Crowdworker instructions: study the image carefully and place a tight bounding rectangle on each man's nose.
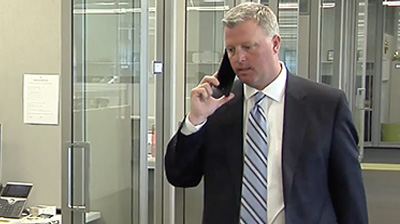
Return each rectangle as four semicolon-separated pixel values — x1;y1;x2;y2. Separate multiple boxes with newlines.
236;49;246;62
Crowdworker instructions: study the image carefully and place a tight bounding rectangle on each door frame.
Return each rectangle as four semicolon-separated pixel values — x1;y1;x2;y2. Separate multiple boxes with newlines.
60;0;74;223
61;0;173;223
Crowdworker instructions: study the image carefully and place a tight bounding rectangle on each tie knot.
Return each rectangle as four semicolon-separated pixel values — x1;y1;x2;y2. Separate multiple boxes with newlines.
253;92;266;106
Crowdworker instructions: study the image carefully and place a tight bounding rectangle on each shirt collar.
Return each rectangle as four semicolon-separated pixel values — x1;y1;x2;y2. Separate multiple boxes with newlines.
245;61;287;102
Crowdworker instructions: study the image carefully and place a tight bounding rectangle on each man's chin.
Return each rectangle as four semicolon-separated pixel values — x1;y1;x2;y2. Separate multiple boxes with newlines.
237;75;256;86
236;71;252;80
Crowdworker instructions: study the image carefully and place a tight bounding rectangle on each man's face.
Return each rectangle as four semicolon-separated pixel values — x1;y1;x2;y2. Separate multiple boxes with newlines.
224;20;281;90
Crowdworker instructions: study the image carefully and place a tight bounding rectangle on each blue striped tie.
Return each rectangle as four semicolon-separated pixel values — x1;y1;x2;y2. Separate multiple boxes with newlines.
240;92;268;224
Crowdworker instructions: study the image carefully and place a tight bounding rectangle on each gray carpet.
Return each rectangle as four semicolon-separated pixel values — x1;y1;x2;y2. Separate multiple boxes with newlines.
363;170;400;223
361;148;400;223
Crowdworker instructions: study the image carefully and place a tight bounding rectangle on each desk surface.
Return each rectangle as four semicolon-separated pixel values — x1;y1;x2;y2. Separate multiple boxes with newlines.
0;211;100;223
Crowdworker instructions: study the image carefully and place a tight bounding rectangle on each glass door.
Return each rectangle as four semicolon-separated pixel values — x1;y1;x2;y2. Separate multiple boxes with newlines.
379;2;400;145
319;0;338;87
61;0;164;223
318;0;367;158
361;1;400;148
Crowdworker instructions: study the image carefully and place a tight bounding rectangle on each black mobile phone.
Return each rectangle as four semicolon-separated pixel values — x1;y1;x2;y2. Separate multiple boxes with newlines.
212;50;236;98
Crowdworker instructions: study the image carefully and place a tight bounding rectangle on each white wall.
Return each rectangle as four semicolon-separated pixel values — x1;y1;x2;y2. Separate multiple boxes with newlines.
0;1;61;206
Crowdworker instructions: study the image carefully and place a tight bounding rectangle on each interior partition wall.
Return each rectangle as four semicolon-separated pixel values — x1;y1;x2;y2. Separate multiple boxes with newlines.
61;0;171;223
326;0;400;149
341;0;400;149
314;0;369;157
372;0;400;147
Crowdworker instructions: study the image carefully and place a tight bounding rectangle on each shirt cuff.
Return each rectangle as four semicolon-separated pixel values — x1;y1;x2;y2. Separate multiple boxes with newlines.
181;114;207;135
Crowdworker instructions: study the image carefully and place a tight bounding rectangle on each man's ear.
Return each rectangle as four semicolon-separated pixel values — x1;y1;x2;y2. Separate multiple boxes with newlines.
271;35;281;54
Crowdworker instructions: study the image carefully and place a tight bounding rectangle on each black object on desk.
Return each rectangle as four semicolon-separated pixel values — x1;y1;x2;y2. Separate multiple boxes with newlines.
0;182;33;218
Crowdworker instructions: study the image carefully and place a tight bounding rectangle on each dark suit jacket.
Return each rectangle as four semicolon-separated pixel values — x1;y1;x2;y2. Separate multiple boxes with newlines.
165;73;368;224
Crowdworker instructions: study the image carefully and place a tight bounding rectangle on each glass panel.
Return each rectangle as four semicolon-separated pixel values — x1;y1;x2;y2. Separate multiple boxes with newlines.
319;0;336;86
354;0;367;160
380;4;400;143
147;0;157;223
71;0;146;223
184;1;234;222
185;0;231;112
131;1;142;222
278;0;299;75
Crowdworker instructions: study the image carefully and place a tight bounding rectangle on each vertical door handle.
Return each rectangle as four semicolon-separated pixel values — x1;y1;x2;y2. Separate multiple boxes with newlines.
67;142;90;211
356;88;366;110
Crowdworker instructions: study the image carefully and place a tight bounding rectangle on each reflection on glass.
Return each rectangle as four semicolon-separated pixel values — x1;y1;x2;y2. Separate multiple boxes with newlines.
319;0;336;86
185;0;232;112
71;0;162;223
380;5;400;143
278;0;298;74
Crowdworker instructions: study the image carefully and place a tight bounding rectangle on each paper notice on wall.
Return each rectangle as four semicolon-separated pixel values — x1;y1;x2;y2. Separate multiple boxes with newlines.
23;74;59;125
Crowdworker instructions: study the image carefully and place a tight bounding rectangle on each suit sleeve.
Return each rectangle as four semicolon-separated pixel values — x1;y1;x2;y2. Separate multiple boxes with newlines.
165;122;206;188
329;92;369;224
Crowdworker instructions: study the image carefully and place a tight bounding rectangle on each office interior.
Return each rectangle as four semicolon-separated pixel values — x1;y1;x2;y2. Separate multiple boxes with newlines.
0;0;399;223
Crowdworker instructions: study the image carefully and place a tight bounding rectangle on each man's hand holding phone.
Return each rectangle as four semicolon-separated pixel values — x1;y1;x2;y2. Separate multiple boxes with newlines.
188;74;234;125
188;50;236;125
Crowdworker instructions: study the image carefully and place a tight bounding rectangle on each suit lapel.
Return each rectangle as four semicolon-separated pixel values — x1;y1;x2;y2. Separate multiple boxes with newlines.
282;74;308;201
224;81;245;198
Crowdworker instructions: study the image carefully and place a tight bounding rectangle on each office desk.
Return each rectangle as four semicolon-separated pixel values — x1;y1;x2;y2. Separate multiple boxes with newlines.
0;211;100;224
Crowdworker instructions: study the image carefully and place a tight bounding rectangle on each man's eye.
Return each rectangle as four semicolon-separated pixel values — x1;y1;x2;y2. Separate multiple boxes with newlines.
244;45;255;50
226;48;235;54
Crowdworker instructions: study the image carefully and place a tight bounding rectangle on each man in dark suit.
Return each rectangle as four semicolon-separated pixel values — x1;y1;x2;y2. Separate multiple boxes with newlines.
165;2;368;224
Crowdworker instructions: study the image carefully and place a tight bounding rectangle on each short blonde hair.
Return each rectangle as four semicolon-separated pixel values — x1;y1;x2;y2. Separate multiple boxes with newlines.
222;2;279;37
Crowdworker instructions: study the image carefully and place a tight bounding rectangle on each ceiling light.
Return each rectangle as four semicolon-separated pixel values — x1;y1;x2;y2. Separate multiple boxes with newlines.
322;3;335;8
383;1;400;6
278;3;298;9
187;6;229;11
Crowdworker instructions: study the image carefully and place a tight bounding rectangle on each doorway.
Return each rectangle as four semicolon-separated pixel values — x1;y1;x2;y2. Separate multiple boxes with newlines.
61;0;166;223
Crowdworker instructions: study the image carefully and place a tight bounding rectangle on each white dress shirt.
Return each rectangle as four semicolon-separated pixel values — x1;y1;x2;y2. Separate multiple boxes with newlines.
244;62;286;224
182;62;287;224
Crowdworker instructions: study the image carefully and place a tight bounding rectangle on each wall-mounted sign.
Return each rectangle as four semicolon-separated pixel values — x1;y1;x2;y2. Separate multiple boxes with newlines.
23;74;59;125
153;61;163;75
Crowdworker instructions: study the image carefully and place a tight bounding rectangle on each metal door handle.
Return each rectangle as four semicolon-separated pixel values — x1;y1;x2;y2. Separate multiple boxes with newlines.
67;142;90;211
356;88;366;110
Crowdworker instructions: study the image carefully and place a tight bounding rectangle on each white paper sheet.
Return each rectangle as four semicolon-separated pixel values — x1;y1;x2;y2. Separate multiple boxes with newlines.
23;74;59;125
